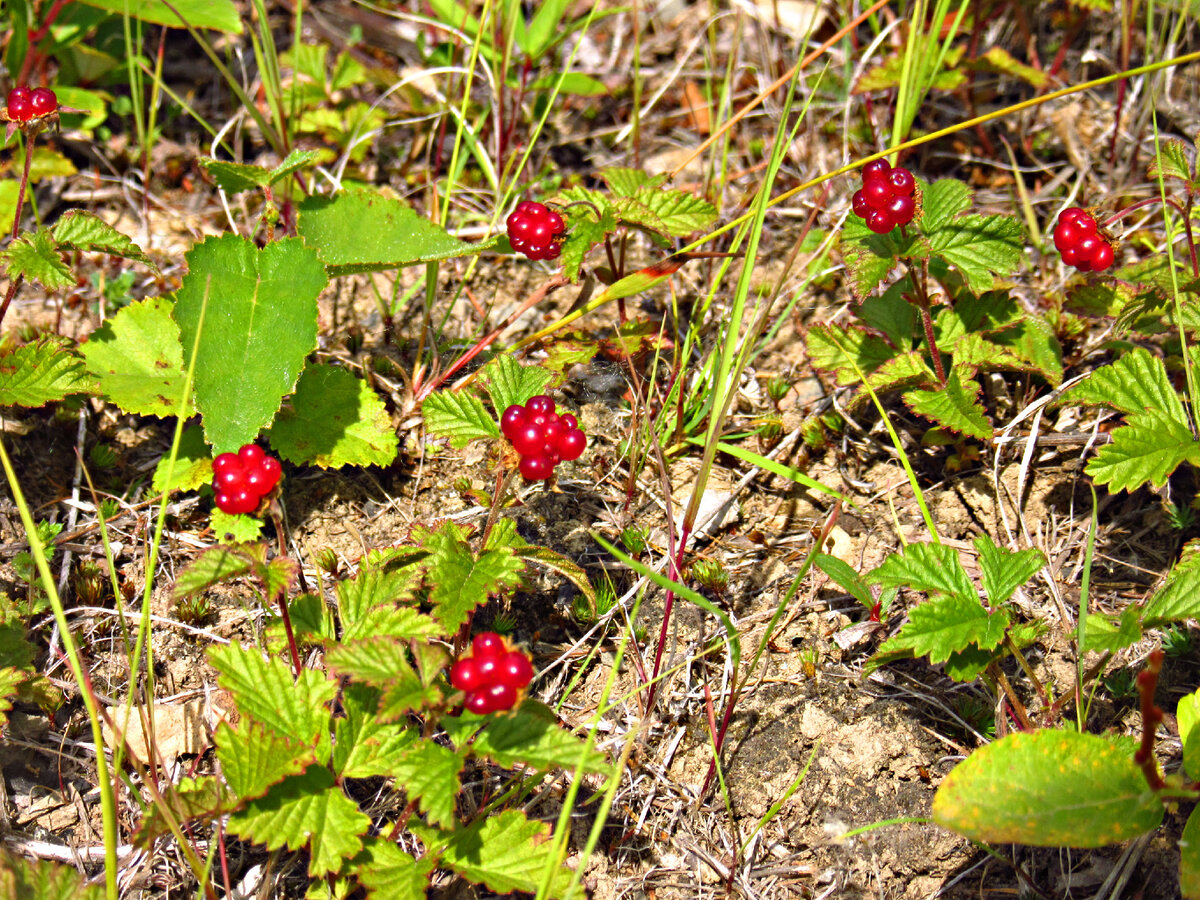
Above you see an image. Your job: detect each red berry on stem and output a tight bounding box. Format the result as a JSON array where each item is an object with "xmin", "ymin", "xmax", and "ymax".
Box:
[
  {"xmin": 1060, "ymin": 207, "xmax": 1092, "ymax": 229},
  {"xmin": 526, "ymin": 395, "xmax": 555, "ymax": 415},
  {"xmin": 257, "ymin": 456, "xmax": 281, "ymax": 491},
  {"xmin": 510, "ymin": 421, "xmax": 547, "ymax": 457},
  {"xmin": 501, "ymin": 404, "xmax": 526, "ymax": 438},
  {"xmin": 862, "ymin": 175, "xmax": 892, "ymax": 208},
  {"xmin": 6, "ymin": 86, "xmax": 31, "ymax": 122},
  {"xmin": 559, "ymin": 413, "xmax": 578, "ymax": 429},
  {"xmin": 851, "ymin": 190, "xmax": 871, "ymax": 218},
  {"xmin": 239, "ymin": 443, "xmax": 266, "ymax": 467},
  {"xmin": 862, "ymin": 159, "xmax": 890, "ymax": 180},
  {"xmin": 519, "ymin": 454, "xmax": 555, "ymax": 481},
  {"xmin": 28, "ymin": 88, "xmax": 56, "ymax": 118},
  {"xmin": 1091, "ymin": 241, "xmax": 1114, "ymax": 271},
  {"xmin": 465, "ymin": 691, "xmax": 493, "ymax": 714},
  {"xmin": 865, "ymin": 209, "xmax": 893, "ymax": 234},
  {"xmin": 500, "ymin": 651, "xmax": 534, "ymax": 688},
  {"xmin": 888, "ymin": 168, "xmax": 915, "ymax": 194},
  {"xmin": 886, "ymin": 193, "xmax": 915, "ymax": 225},
  {"xmin": 450, "ymin": 657, "xmax": 484, "ymax": 692},
  {"xmin": 213, "ymin": 452, "xmax": 239, "ymax": 474},
  {"xmin": 216, "ymin": 465, "xmax": 248, "ymax": 491},
  {"xmin": 557, "ymin": 428, "xmax": 587, "ymax": 462},
  {"xmin": 483, "ymin": 680, "xmax": 518, "ymax": 712}
]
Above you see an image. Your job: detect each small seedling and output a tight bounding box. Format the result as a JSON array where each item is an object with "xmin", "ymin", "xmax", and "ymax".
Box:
[{"xmin": 692, "ymin": 558, "xmax": 729, "ymax": 595}]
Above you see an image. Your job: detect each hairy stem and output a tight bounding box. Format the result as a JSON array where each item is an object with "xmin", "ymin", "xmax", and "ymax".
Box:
[{"xmin": 1135, "ymin": 649, "xmax": 1166, "ymax": 791}]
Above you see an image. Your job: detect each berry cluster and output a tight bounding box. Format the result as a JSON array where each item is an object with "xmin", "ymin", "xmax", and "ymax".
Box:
[
  {"xmin": 1053, "ymin": 207, "xmax": 1115, "ymax": 272},
  {"xmin": 5, "ymin": 86, "xmax": 56, "ymax": 123},
  {"xmin": 212, "ymin": 444, "xmax": 282, "ymax": 515},
  {"xmin": 851, "ymin": 159, "xmax": 918, "ymax": 234},
  {"xmin": 449, "ymin": 632, "xmax": 534, "ymax": 714},
  {"xmin": 506, "ymin": 201, "xmax": 566, "ymax": 261},
  {"xmin": 500, "ymin": 395, "xmax": 586, "ymax": 481}
]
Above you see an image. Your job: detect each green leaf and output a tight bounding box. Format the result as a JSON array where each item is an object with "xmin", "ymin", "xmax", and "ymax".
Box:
[
  {"xmin": 423, "ymin": 527, "xmax": 525, "ymax": 630},
  {"xmin": 986, "ymin": 317, "xmax": 1064, "ymax": 385},
  {"xmin": 0, "ymin": 336, "xmax": 89, "ymax": 407},
  {"xmin": 216, "ymin": 719, "xmax": 312, "ymax": 800},
  {"xmin": 151, "ymin": 425, "xmax": 213, "ymax": 494},
  {"xmin": 422, "ymin": 390, "xmax": 500, "ymax": 448},
  {"xmin": 0, "ymin": 667, "xmax": 25, "ymax": 730},
  {"xmin": 973, "ymin": 534, "xmax": 1044, "ymax": 605},
  {"xmin": 337, "ymin": 571, "xmax": 429, "ymax": 639},
  {"xmin": 1060, "ymin": 347, "xmax": 1186, "ymax": 421},
  {"xmin": 877, "ymin": 594, "xmax": 1010, "ymax": 667},
  {"xmin": 602, "ymin": 167, "xmax": 666, "ymax": 195},
  {"xmin": 478, "ymin": 355, "xmax": 553, "ymax": 414},
  {"xmin": 1143, "ymin": 554, "xmax": 1200, "ymax": 627},
  {"xmin": 0, "ymin": 850, "xmax": 107, "ymax": 900},
  {"xmin": 804, "ymin": 323, "xmax": 894, "ymax": 385},
  {"xmin": 133, "ymin": 776, "xmax": 229, "ymax": 848},
  {"xmin": 529, "ymin": 71, "xmax": 608, "ymax": 96},
  {"xmin": 200, "ymin": 149, "xmax": 320, "ymax": 195},
  {"xmin": 839, "ymin": 214, "xmax": 917, "ymax": 298},
  {"xmin": 923, "ymin": 213, "xmax": 1026, "ymax": 295},
  {"xmin": 627, "ymin": 187, "xmax": 718, "ymax": 236},
  {"xmin": 973, "ymin": 47, "xmax": 1049, "ymax": 89},
  {"xmin": 917, "ymin": 178, "xmax": 971, "ymax": 234},
  {"xmin": 173, "ymin": 234, "xmax": 326, "ymax": 454},
  {"xmin": 856, "ymin": 283, "xmax": 916, "ymax": 349},
  {"xmin": 1085, "ymin": 408, "xmax": 1200, "ymax": 492},
  {"xmin": 172, "ymin": 543, "xmax": 256, "ymax": 599},
  {"xmin": 51, "ymin": 210, "xmax": 154, "ymax": 268},
  {"xmin": 1066, "ymin": 281, "xmax": 1135, "ymax": 319},
  {"xmin": 80, "ymin": 297, "xmax": 192, "ymax": 417},
  {"xmin": 868, "ymin": 543, "xmax": 977, "ymax": 606},
  {"xmin": 933, "ymin": 730, "xmax": 1163, "ymax": 846},
  {"xmin": 1148, "ymin": 138, "xmax": 1194, "ymax": 186},
  {"xmin": 904, "ymin": 369, "xmax": 993, "ymax": 439},
  {"xmin": 326, "ymin": 636, "xmax": 426, "ymax": 692},
  {"xmin": 466, "ymin": 700, "xmax": 607, "ymax": 773},
  {"xmin": 297, "ymin": 189, "xmax": 490, "ymax": 274},
  {"xmin": 267, "ymin": 364, "xmax": 397, "ymax": 468},
  {"xmin": 865, "ymin": 351, "xmax": 936, "ymax": 393},
  {"xmin": 351, "ymin": 838, "xmax": 433, "ymax": 900},
  {"xmin": 392, "ymin": 737, "xmax": 464, "ymax": 827},
  {"xmin": 814, "ymin": 553, "xmax": 874, "ymax": 606},
  {"xmin": 228, "ymin": 766, "xmax": 370, "ymax": 877},
  {"xmin": 1182, "ymin": 805, "xmax": 1200, "ymax": 898},
  {"xmin": 857, "ymin": 48, "xmax": 966, "ymax": 92},
  {"xmin": 211, "ymin": 509, "xmax": 264, "ymax": 542},
  {"xmin": 2, "ymin": 229, "xmax": 73, "ymax": 290},
  {"xmin": 333, "ymin": 689, "xmax": 416, "ymax": 780},
  {"xmin": 1178, "ymin": 689, "xmax": 1200, "ymax": 782},
  {"xmin": 76, "ymin": 0, "xmax": 242, "ymax": 31},
  {"xmin": 209, "ymin": 644, "xmax": 337, "ymax": 753},
  {"xmin": 423, "ymin": 809, "xmax": 574, "ymax": 897},
  {"xmin": 1082, "ymin": 608, "xmax": 1143, "ymax": 653}
]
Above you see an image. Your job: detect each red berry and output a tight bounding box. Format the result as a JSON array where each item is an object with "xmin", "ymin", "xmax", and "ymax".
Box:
[
  {"xmin": 500, "ymin": 651, "xmax": 534, "ymax": 688},
  {"xmin": 851, "ymin": 190, "xmax": 871, "ymax": 218},
  {"xmin": 559, "ymin": 413, "xmax": 578, "ymax": 429},
  {"xmin": 862, "ymin": 174, "xmax": 892, "ymax": 208},
  {"xmin": 474, "ymin": 653, "xmax": 502, "ymax": 681},
  {"xmin": 6, "ymin": 86, "xmax": 31, "ymax": 122},
  {"xmin": 1061, "ymin": 243, "xmax": 1084, "ymax": 268},
  {"xmin": 888, "ymin": 168, "xmax": 915, "ymax": 194},
  {"xmin": 257, "ymin": 455, "xmax": 281, "ymax": 491},
  {"xmin": 217, "ymin": 488, "xmax": 258, "ymax": 515},
  {"xmin": 865, "ymin": 209, "xmax": 893, "ymax": 234},
  {"xmin": 1053, "ymin": 220, "xmax": 1083, "ymax": 253},
  {"xmin": 472, "ymin": 632, "xmax": 507, "ymax": 658},
  {"xmin": 213, "ymin": 452, "xmax": 239, "ymax": 474},
  {"xmin": 238, "ymin": 443, "xmax": 266, "ymax": 467},
  {"xmin": 1091, "ymin": 240, "xmax": 1114, "ymax": 271},
  {"xmin": 886, "ymin": 193, "xmax": 915, "ymax": 225},
  {"xmin": 556, "ymin": 428, "xmax": 586, "ymax": 462},
  {"xmin": 510, "ymin": 421, "xmax": 548, "ymax": 456},
  {"xmin": 526, "ymin": 395, "xmax": 555, "ymax": 415},
  {"xmin": 215, "ymin": 464, "xmax": 248, "ymax": 491},
  {"xmin": 1060, "ymin": 207, "xmax": 1093, "ymax": 230},
  {"xmin": 482, "ymin": 680, "xmax": 518, "ymax": 712},
  {"xmin": 519, "ymin": 454, "xmax": 555, "ymax": 481},
  {"xmin": 501, "ymin": 404, "xmax": 527, "ymax": 439},
  {"xmin": 450, "ymin": 657, "xmax": 484, "ymax": 692},
  {"xmin": 465, "ymin": 691, "xmax": 493, "ymax": 714},
  {"xmin": 541, "ymin": 417, "xmax": 566, "ymax": 447},
  {"xmin": 28, "ymin": 88, "xmax": 56, "ymax": 118},
  {"xmin": 506, "ymin": 201, "xmax": 566, "ymax": 260},
  {"xmin": 862, "ymin": 159, "xmax": 891, "ymax": 180}
]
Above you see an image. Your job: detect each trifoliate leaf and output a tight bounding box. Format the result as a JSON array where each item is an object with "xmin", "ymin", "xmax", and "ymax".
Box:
[
  {"xmin": 52, "ymin": 210, "xmax": 154, "ymax": 267},
  {"xmin": 268, "ymin": 364, "xmax": 397, "ymax": 468},
  {"xmin": 173, "ymin": 234, "xmax": 326, "ymax": 454},
  {"xmin": 467, "ymin": 700, "xmax": 607, "ymax": 773},
  {"xmin": 804, "ymin": 323, "xmax": 894, "ymax": 385},
  {"xmin": 1085, "ymin": 408, "xmax": 1200, "ymax": 492},
  {"xmin": 2, "ymin": 229, "xmax": 73, "ymax": 290},
  {"xmin": 933, "ymin": 731, "xmax": 1161, "ymax": 846},
  {"xmin": 81, "ymin": 297, "xmax": 192, "ymax": 417},
  {"xmin": 903, "ymin": 369, "xmax": 992, "ymax": 439},
  {"xmin": 974, "ymin": 534, "xmax": 1044, "ymax": 606},
  {"xmin": 419, "ymin": 524, "xmax": 525, "ymax": 630},
  {"xmin": 478, "ymin": 354, "xmax": 553, "ymax": 414},
  {"xmin": 867, "ymin": 542, "xmax": 975, "ymax": 602},
  {"xmin": 228, "ymin": 765, "xmax": 370, "ymax": 877},
  {"xmin": 422, "ymin": 389, "xmax": 499, "ymax": 448},
  {"xmin": 1059, "ymin": 346, "xmax": 1186, "ymax": 422},
  {"xmin": 0, "ymin": 336, "xmax": 89, "ymax": 407},
  {"xmin": 336, "ymin": 566, "xmax": 426, "ymax": 636}
]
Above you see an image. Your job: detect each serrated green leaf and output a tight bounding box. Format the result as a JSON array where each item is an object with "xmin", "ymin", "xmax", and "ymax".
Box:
[
  {"xmin": 3, "ymin": 229, "xmax": 73, "ymax": 290},
  {"xmin": 1183, "ymin": 806, "xmax": 1200, "ymax": 898},
  {"xmin": 933, "ymin": 730, "xmax": 1162, "ymax": 846},
  {"xmin": 209, "ymin": 644, "xmax": 337, "ymax": 754},
  {"xmin": 228, "ymin": 765, "xmax": 370, "ymax": 877},
  {"xmin": 267, "ymin": 364, "xmax": 397, "ymax": 468},
  {"xmin": 268, "ymin": 593, "xmax": 337, "ymax": 651},
  {"xmin": 1082, "ymin": 608, "xmax": 1142, "ymax": 654},
  {"xmin": 1060, "ymin": 347, "xmax": 1186, "ymax": 421},
  {"xmin": 804, "ymin": 323, "xmax": 894, "ymax": 385},
  {"xmin": 332, "ymin": 685, "xmax": 417, "ymax": 779},
  {"xmin": 51, "ymin": 210, "xmax": 154, "ymax": 268},
  {"xmin": 200, "ymin": 158, "xmax": 276, "ymax": 195},
  {"xmin": 478, "ymin": 354, "xmax": 553, "ymax": 414},
  {"xmin": 814, "ymin": 553, "xmax": 873, "ymax": 605},
  {"xmin": 923, "ymin": 213, "xmax": 1025, "ymax": 294},
  {"xmin": 173, "ymin": 234, "xmax": 326, "ymax": 453},
  {"xmin": 987, "ymin": 318, "xmax": 1063, "ymax": 384},
  {"xmin": 428, "ymin": 809, "xmax": 574, "ymax": 897},
  {"xmin": 1178, "ymin": 689, "xmax": 1200, "ymax": 782},
  {"xmin": 392, "ymin": 737, "xmax": 464, "ymax": 827},
  {"xmin": 1148, "ymin": 138, "xmax": 1194, "ymax": 185},
  {"xmin": 557, "ymin": 215, "xmax": 612, "ymax": 282},
  {"xmin": 352, "ymin": 838, "xmax": 433, "ymax": 900},
  {"xmin": 423, "ymin": 527, "xmax": 525, "ymax": 630},
  {"xmin": 468, "ymin": 700, "xmax": 607, "ymax": 772},
  {"xmin": 878, "ymin": 594, "xmax": 1010, "ymax": 664},
  {"xmin": 297, "ymin": 189, "xmax": 489, "ymax": 274},
  {"xmin": 338, "ymin": 576, "xmax": 430, "ymax": 641},
  {"xmin": 865, "ymin": 350, "xmax": 935, "ymax": 393},
  {"xmin": 80, "ymin": 297, "xmax": 192, "ymax": 417},
  {"xmin": 868, "ymin": 542, "xmax": 975, "ymax": 601},
  {"xmin": 948, "ymin": 331, "xmax": 1027, "ymax": 373},
  {"xmin": 1085, "ymin": 408, "xmax": 1200, "ymax": 492},
  {"xmin": 1143, "ymin": 553, "xmax": 1200, "ymax": 627},
  {"xmin": 151, "ymin": 425, "xmax": 213, "ymax": 494},
  {"xmin": 1066, "ymin": 281, "xmax": 1136, "ymax": 318},
  {"xmin": 216, "ymin": 719, "xmax": 312, "ymax": 800},
  {"xmin": 974, "ymin": 534, "xmax": 1044, "ymax": 605},
  {"xmin": 915, "ymin": 178, "xmax": 970, "ymax": 234},
  {"xmin": 211, "ymin": 508, "xmax": 265, "ymax": 542},
  {"xmin": 422, "ymin": 390, "xmax": 500, "ymax": 448},
  {"xmin": 839, "ymin": 213, "xmax": 917, "ymax": 298},
  {"xmin": 325, "ymin": 636, "xmax": 416, "ymax": 687},
  {"xmin": 76, "ymin": 0, "xmax": 243, "ymax": 32},
  {"xmin": 602, "ymin": 167, "xmax": 666, "ymax": 195},
  {"xmin": 0, "ymin": 850, "xmax": 107, "ymax": 900},
  {"xmin": 856, "ymin": 283, "xmax": 916, "ymax": 349},
  {"xmin": 904, "ymin": 369, "xmax": 992, "ymax": 439},
  {"xmin": 133, "ymin": 775, "xmax": 230, "ymax": 849},
  {"xmin": 629, "ymin": 187, "xmax": 718, "ymax": 236},
  {"xmin": 0, "ymin": 336, "xmax": 89, "ymax": 407},
  {"xmin": 172, "ymin": 543, "xmax": 257, "ymax": 599}
]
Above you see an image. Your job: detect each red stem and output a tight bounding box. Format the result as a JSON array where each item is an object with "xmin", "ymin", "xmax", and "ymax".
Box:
[{"xmin": 1134, "ymin": 650, "xmax": 1166, "ymax": 791}]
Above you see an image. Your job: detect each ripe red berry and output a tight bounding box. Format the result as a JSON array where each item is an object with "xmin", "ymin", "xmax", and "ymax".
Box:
[
  {"xmin": 886, "ymin": 193, "xmax": 915, "ymax": 223},
  {"xmin": 1052, "ymin": 207, "xmax": 1114, "ymax": 273},
  {"xmin": 556, "ymin": 428, "xmax": 587, "ymax": 462},
  {"xmin": 865, "ymin": 209, "xmax": 893, "ymax": 234},
  {"xmin": 211, "ymin": 443, "xmax": 281, "ymax": 515},
  {"xmin": 559, "ymin": 413, "xmax": 578, "ymax": 429},
  {"xmin": 526, "ymin": 395, "xmax": 555, "ymax": 415},
  {"xmin": 1091, "ymin": 241, "xmax": 1115, "ymax": 271},
  {"xmin": 239, "ymin": 443, "xmax": 266, "ymax": 467},
  {"xmin": 862, "ymin": 159, "xmax": 891, "ymax": 180},
  {"xmin": 465, "ymin": 692, "xmax": 493, "ymax": 714},
  {"xmin": 450, "ymin": 657, "xmax": 484, "ymax": 692},
  {"xmin": 862, "ymin": 175, "xmax": 892, "ymax": 207},
  {"xmin": 500, "ymin": 651, "xmax": 534, "ymax": 688},
  {"xmin": 28, "ymin": 88, "xmax": 56, "ymax": 118},
  {"xmin": 213, "ymin": 452, "xmax": 239, "ymax": 474},
  {"xmin": 888, "ymin": 168, "xmax": 915, "ymax": 194},
  {"xmin": 472, "ymin": 631, "xmax": 507, "ymax": 658},
  {"xmin": 500, "ymin": 404, "xmax": 527, "ymax": 438},
  {"xmin": 510, "ymin": 421, "xmax": 547, "ymax": 457},
  {"xmin": 482, "ymin": 681, "xmax": 517, "ymax": 712},
  {"xmin": 217, "ymin": 488, "xmax": 258, "ymax": 516},
  {"xmin": 506, "ymin": 202, "xmax": 566, "ymax": 261},
  {"xmin": 6, "ymin": 86, "xmax": 31, "ymax": 122},
  {"xmin": 519, "ymin": 454, "xmax": 555, "ymax": 481}
]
